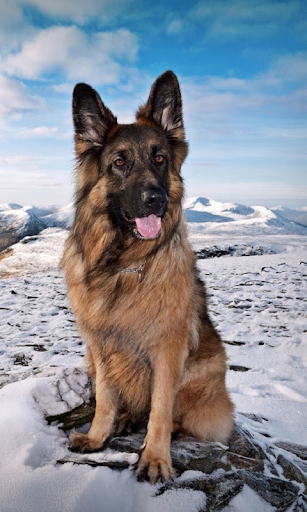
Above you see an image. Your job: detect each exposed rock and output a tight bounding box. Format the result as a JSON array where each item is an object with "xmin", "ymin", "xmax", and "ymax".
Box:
[
  {"xmin": 110, "ymin": 435, "xmax": 231, "ymax": 474},
  {"xmin": 276, "ymin": 442, "xmax": 307, "ymax": 461},
  {"xmin": 240, "ymin": 412, "xmax": 268, "ymax": 423},
  {"xmin": 47, "ymin": 398, "xmax": 95, "ymax": 431},
  {"xmin": 160, "ymin": 470, "xmax": 301, "ymax": 511},
  {"xmin": 226, "ymin": 452, "xmax": 264, "ymax": 472},
  {"xmin": 108, "ymin": 424, "xmax": 267, "ymax": 471},
  {"xmin": 223, "ymin": 340, "xmax": 246, "ymax": 346},
  {"xmin": 201, "ymin": 473, "xmax": 244, "ymax": 511},
  {"xmin": 229, "ymin": 365, "xmax": 251, "ymax": 372},
  {"xmin": 109, "ymin": 433, "xmax": 144, "ymax": 454},
  {"xmin": 171, "ymin": 440, "xmax": 230, "ymax": 474},
  {"xmin": 50, "ymin": 404, "xmax": 305, "ymax": 510},
  {"xmin": 277, "ymin": 454, "xmax": 307, "ymax": 486},
  {"xmin": 242, "ymin": 471, "xmax": 300, "ymax": 511},
  {"xmin": 228, "ymin": 425, "xmax": 266, "ymax": 460},
  {"xmin": 293, "ymin": 495, "xmax": 307, "ymax": 511},
  {"xmin": 195, "ymin": 244, "xmax": 275, "ymax": 259},
  {"xmin": 57, "ymin": 455, "xmax": 132, "ymax": 471},
  {"xmin": 159, "ymin": 472, "xmax": 244, "ymax": 511},
  {"xmin": 13, "ymin": 353, "xmax": 32, "ymax": 366}
]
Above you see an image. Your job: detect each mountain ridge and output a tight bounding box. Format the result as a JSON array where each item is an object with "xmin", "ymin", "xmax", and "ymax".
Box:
[{"xmin": 1, "ymin": 198, "xmax": 307, "ymax": 253}]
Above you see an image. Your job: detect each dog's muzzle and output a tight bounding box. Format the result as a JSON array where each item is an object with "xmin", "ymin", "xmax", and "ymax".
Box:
[
  {"xmin": 133, "ymin": 187, "xmax": 168, "ymax": 239},
  {"xmin": 141, "ymin": 187, "xmax": 168, "ymax": 217}
]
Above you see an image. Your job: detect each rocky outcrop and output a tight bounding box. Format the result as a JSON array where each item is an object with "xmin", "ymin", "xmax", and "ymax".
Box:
[{"xmin": 49, "ymin": 404, "xmax": 306, "ymax": 511}]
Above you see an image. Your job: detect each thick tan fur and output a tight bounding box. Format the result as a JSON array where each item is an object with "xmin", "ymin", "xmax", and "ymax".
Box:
[{"xmin": 62, "ymin": 71, "xmax": 234, "ymax": 483}]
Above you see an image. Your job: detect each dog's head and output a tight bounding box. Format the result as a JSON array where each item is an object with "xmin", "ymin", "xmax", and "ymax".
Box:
[{"xmin": 72, "ymin": 71, "xmax": 188, "ymax": 240}]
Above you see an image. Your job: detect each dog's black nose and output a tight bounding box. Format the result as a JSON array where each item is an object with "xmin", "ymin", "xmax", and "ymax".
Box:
[{"xmin": 141, "ymin": 187, "xmax": 168, "ymax": 216}]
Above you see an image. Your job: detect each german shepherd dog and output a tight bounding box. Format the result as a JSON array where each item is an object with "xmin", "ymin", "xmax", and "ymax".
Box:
[{"xmin": 62, "ymin": 71, "xmax": 234, "ymax": 483}]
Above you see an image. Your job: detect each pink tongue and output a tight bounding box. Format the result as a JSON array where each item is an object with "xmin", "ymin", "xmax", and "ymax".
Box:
[{"xmin": 135, "ymin": 214, "xmax": 161, "ymax": 239}]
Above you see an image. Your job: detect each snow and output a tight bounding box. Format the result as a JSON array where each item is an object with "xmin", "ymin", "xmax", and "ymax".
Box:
[
  {"xmin": 184, "ymin": 197, "xmax": 307, "ymax": 240},
  {"xmin": 0, "ymin": 203, "xmax": 23, "ymax": 211},
  {"xmin": 223, "ymin": 485, "xmax": 275, "ymax": 511},
  {"xmin": 0, "ymin": 372, "xmax": 206, "ymax": 512},
  {"xmin": 199, "ymin": 250, "xmax": 307, "ymax": 445},
  {"xmin": 41, "ymin": 203, "xmax": 74, "ymax": 229},
  {"xmin": 0, "ymin": 203, "xmax": 74, "ymax": 252},
  {"xmin": 0, "ymin": 196, "xmax": 306, "ymax": 511},
  {"xmin": 271, "ymin": 205, "xmax": 307, "ymax": 227},
  {"xmin": 0, "ymin": 207, "xmax": 47, "ymax": 252},
  {"xmin": 0, "ymin": 228, "xmax": 67, "ymax": 278},
  {"xmin": 184, "ymin": 197, "xmax": 254, "ymax": 218}
]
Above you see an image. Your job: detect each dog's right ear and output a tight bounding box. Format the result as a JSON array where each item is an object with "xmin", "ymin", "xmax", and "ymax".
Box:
[{"xmin": 73, "ymin": 84, "xmax": 117, "ymax": 149}]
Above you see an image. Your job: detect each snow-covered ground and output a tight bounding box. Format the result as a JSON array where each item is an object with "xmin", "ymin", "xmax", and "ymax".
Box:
[{"xmin": 0, "ymin": 198, "xmax": 306, "ymax": 511}]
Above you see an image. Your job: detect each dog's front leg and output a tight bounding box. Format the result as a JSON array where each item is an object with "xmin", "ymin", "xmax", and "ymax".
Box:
[
  {"xmin": 136, "ymin": 340, "xmax": 187, "ymax": 483},
  {"xmin": 70, "ymin": 355, "xmax": 117, "ymax": 452}
]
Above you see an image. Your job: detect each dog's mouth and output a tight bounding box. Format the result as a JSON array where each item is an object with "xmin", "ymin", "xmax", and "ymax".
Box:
[
  {"xmin": 121, "ymin": 210, "xmax": 161, "ymax": 240},
  {"xmin": 134, "ymin": 215, "xmax": 161, "ymax": 239}
]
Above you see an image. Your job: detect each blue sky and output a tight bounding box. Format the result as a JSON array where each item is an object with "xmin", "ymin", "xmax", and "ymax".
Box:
[{"xmin": 0, "ymin": 0, "xmax": 306, "ymax": 208}]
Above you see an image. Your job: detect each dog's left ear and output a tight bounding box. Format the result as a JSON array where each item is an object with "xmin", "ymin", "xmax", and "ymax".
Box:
[{"xmin": 136, "ymin": 71, "xmax": 185, "ymax": 141}]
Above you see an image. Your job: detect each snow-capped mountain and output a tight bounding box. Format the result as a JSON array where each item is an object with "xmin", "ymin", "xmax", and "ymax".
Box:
[
  {"xmin": 184, "ymin": 197, "xmax": 307, "ymax": 235},
  {"xmin": 0, "ymin": 203, "xmax": 73, "ymax": 251},
  {"xmin": 0, "ymin": 207, "xmax": 47, "ymax": 252},
  {"xmin": 271, "ymin": 205, "xmax": 307, "ymax": 227},
  {"xmin": 184, "ymin": 197, "xmax": 254, "ymax": 218},
  {"xmin": 38, "ymin": 203, "xmax": 74, "ymax": 229}
]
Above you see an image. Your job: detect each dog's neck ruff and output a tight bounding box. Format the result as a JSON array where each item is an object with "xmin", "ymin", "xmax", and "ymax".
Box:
[{"xmin": 120, "ymin": 260, "xmax": 147, "ymax": 283}]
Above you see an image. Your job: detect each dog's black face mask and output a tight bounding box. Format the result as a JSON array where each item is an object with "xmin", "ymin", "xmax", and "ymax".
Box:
[{"xmin": 101, "ymin": 124, "xmax": 170, "ymax": 240}]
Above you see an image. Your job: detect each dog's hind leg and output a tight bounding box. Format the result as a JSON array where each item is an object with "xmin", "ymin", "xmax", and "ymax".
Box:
[
  {"xmin": 173, "ymin": 353, "xmax": 234, "ymax": 443},
  {"xmin": 70, "ymin": 347, "xmax": 118, "ymax": 452}
]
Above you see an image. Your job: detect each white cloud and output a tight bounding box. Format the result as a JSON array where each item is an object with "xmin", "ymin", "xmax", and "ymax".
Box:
[
  {"xmin": 1, "ymin": 25, "xmax": 139, "ymax": 85},
  {"xmin": 14, "ymin": 125, "xmax": 72, "ymax": 141},
  {"xmin": 0, "ymin": 0, "xmax": 134, "ymax": 68},
  {"xmin": 40, "ymin": 179, "xmax": 62, "ymax": 187},
  {"xmin": 0, "ymin": 155, "xmax": 39, "ymax": 166},
  {"xmin": 0, "ymin": 0, "xmax": 34, "ymax": 49},
  {"xmin": 167, "ymin": 19, "xmax": 184, "ymax": 35},
  {"xmin": 17, "ymin": 126, "xmax": 59, "ymax": 139},
  {"xmin": 0, "ymin": 0, "xmax": 132, "ymax": 40},
  {"xmin": 260, "ymin": 52, "xmax": 307, "ymax": 86},
  {"xmin": 190, "ymin": 0, "xmax": 301, "ymax": 40},
  {"xmin": 181, "ymin": 52, "xmax": 307, "ymax": 133},
  {"xmin": 0, "ymin": 162, "xmax": 63, "ymax": 188},
  {"xmin": 0, "ymin": 74, "xmax": 43, "ymax": 119},
  {"xmin": 178, "ymin": 55, "xmax": 306, "ymax": 208},
  {"xmin": 25, "ymin": 0, "xmax": 132, "ymax": 24}
]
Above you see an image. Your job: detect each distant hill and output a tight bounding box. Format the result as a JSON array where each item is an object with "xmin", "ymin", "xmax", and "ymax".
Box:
[
  {"xmin": 271, "ymin": 205, "xmax": 307, "ymax": 227},
  {"xmin": 184, "ymin": 197, "xmax": 307, "ymax": 235},
  {"xmin": 184, "ymin": 197, "xmax": 254, "ymax": 222},
  {"xmin": 0, "ymin": 203, "xmax": 73, "ymax": 251},
  {"xmin": 0, "ymin": 208, "xmax": 47, "ymax": 252}
]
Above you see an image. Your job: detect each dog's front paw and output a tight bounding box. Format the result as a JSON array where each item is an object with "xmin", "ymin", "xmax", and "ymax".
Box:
[
  {"xmin": 69, "ymin": 430, "xmax": 104, "ymax": 453},
  {"xmin": 136, "ymin": 450, "xmax": 176, "ymax": 484}
]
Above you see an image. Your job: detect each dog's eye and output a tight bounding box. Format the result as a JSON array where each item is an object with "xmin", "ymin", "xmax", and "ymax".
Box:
[
  {"xmin": 155, "ymin": 155, "xmax": 164, "ymax": 164},
  {"xmin": 114, "ymin": 158, "xmax": 125, "ymax": 167}
]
